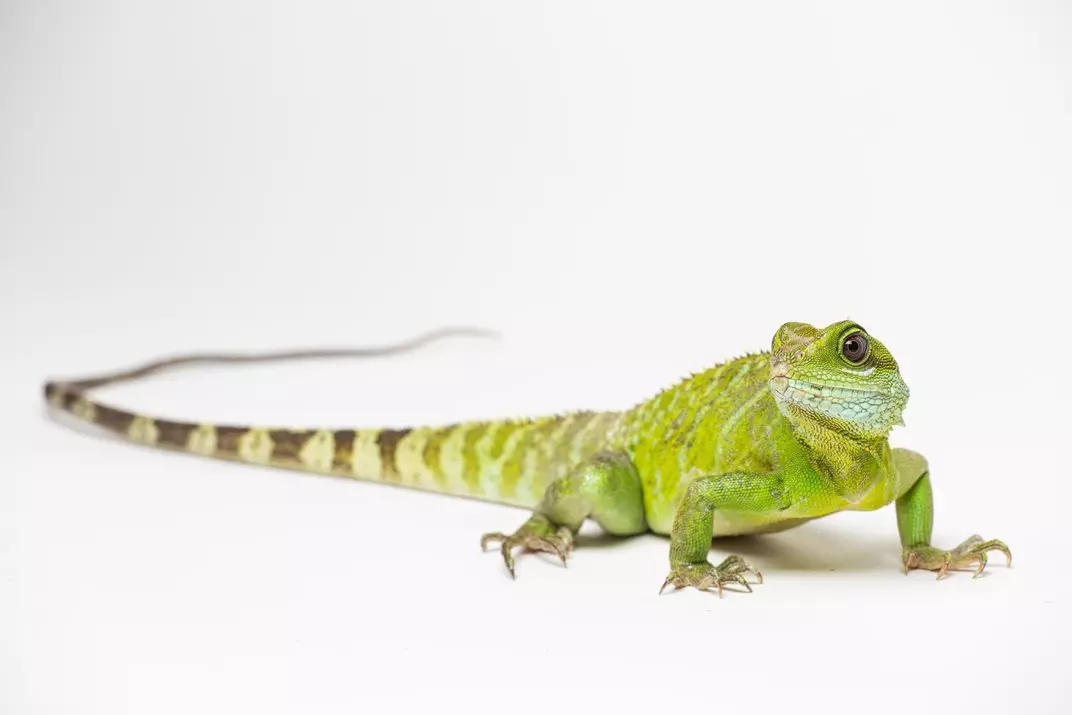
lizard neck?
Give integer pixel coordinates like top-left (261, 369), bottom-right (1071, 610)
top-left (786, 411), bottom-right (892, 502)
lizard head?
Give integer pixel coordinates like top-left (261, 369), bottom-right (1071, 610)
top-left (768, 320), bottom-right (909, 440)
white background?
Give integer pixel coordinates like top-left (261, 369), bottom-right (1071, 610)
top-left (3, 1), bottom-right (1071, 713)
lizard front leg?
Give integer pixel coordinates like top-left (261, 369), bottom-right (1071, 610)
top-left (660, 471), bottom-right (786, 596)
top-left (480, 452), bottom-right (647, 577)
top-left (895, 449), bottom-right (1011, 579)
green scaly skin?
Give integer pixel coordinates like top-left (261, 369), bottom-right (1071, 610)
top-left (44, 321), bottom-right (1011, 594)
top-left (485, 319), bottom-right (1011, 593)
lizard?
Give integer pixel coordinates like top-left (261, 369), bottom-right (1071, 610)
top-left (42, 320), bottom-right (1011, 595)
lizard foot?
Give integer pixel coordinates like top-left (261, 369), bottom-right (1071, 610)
top-left (659, 555), bottom-right (764, 597)
top-left (902, 534), bottom-right (1012, 579)
top-left (480, 514), bottom-right (574, 579)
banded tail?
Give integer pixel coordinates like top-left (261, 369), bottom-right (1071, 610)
top-left (42, 330), bottom-right (622, 508)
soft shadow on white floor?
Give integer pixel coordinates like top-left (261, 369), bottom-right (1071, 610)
top-left (577, 520), bottom-right (902, 573)
top-left (708, 525), bottom-right (901, 572)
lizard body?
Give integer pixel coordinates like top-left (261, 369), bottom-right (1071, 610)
top-left (44, 320), bottom-right (1010, 593)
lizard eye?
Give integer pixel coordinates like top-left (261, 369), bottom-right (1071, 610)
top-left (841, 333), bottom-right (869, 364)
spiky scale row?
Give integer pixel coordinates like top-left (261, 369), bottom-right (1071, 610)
top-left (614, 352), bottom-right (781, 531)
top-left (44, 346), bottom-right (773, 526)
top-left (43, 321), bottom-right (1016, 590)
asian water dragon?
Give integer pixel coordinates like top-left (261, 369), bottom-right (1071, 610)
top-left (43, 320), bottom-right (1011, 595)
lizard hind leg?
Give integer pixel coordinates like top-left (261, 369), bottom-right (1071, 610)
top-left (480, 452), bottom-right (647, 578)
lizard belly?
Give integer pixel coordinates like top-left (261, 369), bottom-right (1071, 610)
top-left (645, 507), bottom-right (812, 537)
top-left (709, 511), bottom-right (814, 537)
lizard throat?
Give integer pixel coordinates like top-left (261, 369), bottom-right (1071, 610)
top-left (770, 376), bottom-right (907, 435)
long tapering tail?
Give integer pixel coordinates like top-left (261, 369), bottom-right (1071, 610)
top-left (43, 329), bottom-right (622, 508)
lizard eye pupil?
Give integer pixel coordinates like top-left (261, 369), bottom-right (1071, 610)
top-left (841, 334), bottom-right (869, 363)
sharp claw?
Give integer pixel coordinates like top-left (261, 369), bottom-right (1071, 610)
top-left (659, 577), bottom-right (672, 595)
top-left (501, 542), bottom-right (517, 579)
top-left (551, 540), bottom-right (569, 564)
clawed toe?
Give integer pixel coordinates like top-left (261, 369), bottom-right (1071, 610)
top-left (716, 554), bottom-right (764, 584)
top-left (903, 536), bottom-right (1012, 580)
top-left (659, 555), bottom-right (764, 597)
top-left (480, 532), bottom-right (507, 551)
top-left (480, 516), bottom-right (575, 578)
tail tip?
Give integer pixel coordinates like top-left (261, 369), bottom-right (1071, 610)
top-left (43, 381), bottom-right (62, 405)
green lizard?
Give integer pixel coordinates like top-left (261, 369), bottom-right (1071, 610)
top-left (43, 320), bottom-right (1010, 595)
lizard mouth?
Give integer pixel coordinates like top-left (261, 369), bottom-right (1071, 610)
top-left (781, 379), bottom-right (890, 399)
top-left (769, 376), bottom-right (895, 409)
